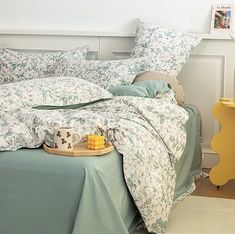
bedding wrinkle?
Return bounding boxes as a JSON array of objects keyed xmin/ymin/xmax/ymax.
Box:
[{"xmin": 71, "ymin": 161, "xmax": 129, "ymax": 234}]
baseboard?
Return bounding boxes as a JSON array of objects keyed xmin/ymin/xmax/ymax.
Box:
[{"xmin": 202, "ymin": 146, "xmax": 219, "ymax": 169}]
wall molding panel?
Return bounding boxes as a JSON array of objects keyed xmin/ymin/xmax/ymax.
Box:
[{"xmin": 0, "ymin": 29, "xmax": 234, "ymax": 40}]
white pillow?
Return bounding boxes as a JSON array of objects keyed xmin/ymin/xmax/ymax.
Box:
[
  {"xmin": 132, "ymin": 20, "xmax": 202, "ymax": 75},
  {"xmin": 0, "ymin": 46, "xmax": 88, "ymax": 84},
  {"xmin": 0, "ymin": 77, "xmax": 112, "ymax": 112},
  {"xmin": 55, "ymin": 58, "xmax": 147, "ymax": 89}
]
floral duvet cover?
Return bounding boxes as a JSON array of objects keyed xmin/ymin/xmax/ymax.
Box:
[{"xmin": 0, "ymin": 84, "xmax": 188, "ymax": 233}]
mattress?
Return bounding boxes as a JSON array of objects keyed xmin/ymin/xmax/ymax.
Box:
[{"xmin": 0, "ymin": 105, "xmax": 202, "ymax": 234}]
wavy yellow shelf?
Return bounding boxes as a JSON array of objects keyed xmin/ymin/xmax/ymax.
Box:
[
  {"xmin": 210, "ymin": 99, "xmax": 235, "ymax": 186},
  {"xmin": 220, "ymin": 97, "xmax": 235, "ymax": 108}
]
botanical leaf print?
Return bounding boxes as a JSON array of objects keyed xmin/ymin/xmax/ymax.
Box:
[
  {"xmin": 132, "ymin": 20, "xmax": 202, "ymax": 75},
  {"xmin": 0, "ymin": 77, "xmax": 112, "ymax": 112},
  {"xmin": 0, "ymin": 94, "xmax": 188, "ymax": 233},
  {"xmin": 0, "ymin": 47, "xmax": 88, "ymax": 84},
  {"xmin": 54, "ymin": 58, "xmax": 148, "ymax": 89}
]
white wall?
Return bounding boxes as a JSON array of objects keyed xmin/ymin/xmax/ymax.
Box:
[{"xmin": 0, "ymin": 0, "xmax": 234, "ymax": 33}]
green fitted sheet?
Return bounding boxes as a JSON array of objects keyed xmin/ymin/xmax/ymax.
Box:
[
  {"xmin": 0, "ymin": 105, "xmax": 202, "ymax": 234},
  {"xmin": 0, "ymin": 149, "xmax": 139, "ymax": 234},
  {"xmin": 174, "ymin": 104, "xmax": 202, "ymax": 201}
]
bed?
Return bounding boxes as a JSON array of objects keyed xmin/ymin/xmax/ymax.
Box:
[
  {"xmin": 0, "ymin": 20, "xmax": 203, "ymax": 234},
  {"xmin": 0, "ymin": 103, "xmax": 202, "ymax": 234}
]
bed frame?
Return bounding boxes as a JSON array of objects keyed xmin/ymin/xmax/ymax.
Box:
[{"xmin": 1, "ymin": 30, "xmax": 235, "ymax": 167}]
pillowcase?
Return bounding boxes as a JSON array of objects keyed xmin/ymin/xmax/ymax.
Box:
[
  {"xmin": 55, "ymin": 58, "xmax": 147, "ymax": 89},
  {"xmin": 53, "ymin": 46, "xmax": 88, "ymax": 76},
  {"xmin": 134, "ymin": 71, "xmax": 185, "ymax": 106},
  {"xmin": 0, "ymin": 77, "xmax": 112, "ymax": 112},
  {"xmin": 132, "ymin": 20, "xmax": 202, "ymax": 75},
  {"xmin": 108, "ymin": 80, "xmax": 170, "ymax": 98},
  {"xmin": 0, "ymin": 46, "xmax": 88, "ymax": 84}
]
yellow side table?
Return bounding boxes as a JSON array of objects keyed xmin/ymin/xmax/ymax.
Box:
[{"xmin": 210, "ymin": 98, "xmax": 235, "ymax": 186}]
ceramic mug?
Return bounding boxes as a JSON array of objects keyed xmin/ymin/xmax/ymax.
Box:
[{"xmin": 53, "ymin": 127, "xmax": 80, "ymax": 151}]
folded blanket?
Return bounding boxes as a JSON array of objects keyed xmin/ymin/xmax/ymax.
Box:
[{"xmin": 108, "ymin": 80, "xmax": 171, "ymax": 98}]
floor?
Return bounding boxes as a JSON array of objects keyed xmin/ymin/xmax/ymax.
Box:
[
  {"xmin": 135, "ymin": 169, "xmax": 235, "ymax": 234},
  {"xmin": 166, "ymin": 196, "xmax": 235, "ymax": 234},
  {"xmin": 192, "ymin": 168, "xmax": 235, "ymax": 199}
]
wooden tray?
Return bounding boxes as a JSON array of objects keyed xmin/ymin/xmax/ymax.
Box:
[{"xmin": 43, "ymin": 142, "xmax": 114, "ymax": 157}]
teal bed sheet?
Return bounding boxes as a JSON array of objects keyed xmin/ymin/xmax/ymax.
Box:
[
  {"xmin": 0, "ymin": 105, "xmax": 202, "ymax": 234},
  {"xmin": 174, "ymin": 104, "xmax": 202, "ymax": 201}
]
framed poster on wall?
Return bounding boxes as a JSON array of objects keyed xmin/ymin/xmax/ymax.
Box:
[{"xmin": 210, "ymin": 4, "xmax": 233, "ymax": 34}]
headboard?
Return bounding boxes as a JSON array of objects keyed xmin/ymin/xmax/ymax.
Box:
[
  {"xmin": 0, "ymin": 31, "xmax": 135, "ymax": 60},
  {"xmin": 0, "ymin": 30, "xmax": 235, "ymax": 167}
]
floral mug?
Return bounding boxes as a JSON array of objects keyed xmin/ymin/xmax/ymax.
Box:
[{"xmin": 53, "ymin": 127, "xmax": 80, "ymax": 151}]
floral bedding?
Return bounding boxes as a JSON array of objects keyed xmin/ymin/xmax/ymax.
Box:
[
  {"xmin": 0, "ymin": 77, "xmax": 112, "ymax": 112},
  {"xmin": 55, "ymin": 58, "xmax": 147, "ymax": 89},
  {"xmin": 0, "ymin": 47, "xmax": 88, "ymax": 84},
  {"xmin": 0, "ymin": 80, "xmax": 188, "ymax": 233},
  {"xmin": 132, "ymin": 20, "xmax": 201, "ymax": 75}
]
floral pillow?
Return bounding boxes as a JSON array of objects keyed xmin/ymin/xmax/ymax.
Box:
[
  {"xmin": 0, "ymin": 77, "xmax": 112, "ymax": 112},
  {"xmin": 53, "ymin": 46, "xmax": 88, "ymax": 76},
  {"xmin": 0, "ymin": 46, "xmax": 88, "ymax": 84},
  {"xmin": 132, "ymin": 20, "xmax": 202, "ymax": 75},
  {"xmin": 55, "ymin": 58, "xmax": 147, "ymax": 89}
]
